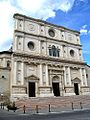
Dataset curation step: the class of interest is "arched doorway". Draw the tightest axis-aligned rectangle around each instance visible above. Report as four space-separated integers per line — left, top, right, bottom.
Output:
52 76 60 96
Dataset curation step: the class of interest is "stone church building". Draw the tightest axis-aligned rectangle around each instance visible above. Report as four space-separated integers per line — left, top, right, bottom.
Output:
0 13 90 100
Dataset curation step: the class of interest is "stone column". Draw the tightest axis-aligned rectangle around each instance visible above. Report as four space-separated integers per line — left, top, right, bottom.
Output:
39 64 43 86
21 62 24 85
46 64 49 86
68 67 71 86
83 69 87 86
79 68 83 86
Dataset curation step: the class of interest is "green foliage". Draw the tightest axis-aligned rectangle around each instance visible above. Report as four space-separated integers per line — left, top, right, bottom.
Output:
7 102 18 111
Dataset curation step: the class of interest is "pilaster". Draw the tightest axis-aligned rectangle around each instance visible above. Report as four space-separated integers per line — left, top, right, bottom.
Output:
13 61 17 84
46 64 49 86
79 68 83 86
21 62 24 85
63 67 67 86
83 69 87 86
39 64 43 86
68 67 71 86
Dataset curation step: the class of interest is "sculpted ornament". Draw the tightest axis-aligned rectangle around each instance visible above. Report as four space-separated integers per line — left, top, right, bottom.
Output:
28 24 35 31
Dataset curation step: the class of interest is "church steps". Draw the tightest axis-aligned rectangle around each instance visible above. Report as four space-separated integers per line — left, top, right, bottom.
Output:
15 95 90 110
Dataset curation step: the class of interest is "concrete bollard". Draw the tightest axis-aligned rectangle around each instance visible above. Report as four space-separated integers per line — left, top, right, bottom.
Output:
49 104 51 112
72 103 74 110
23 105 26 114
80 102 83 109
36 105 38 113
1 103 2 109
2 103 4 109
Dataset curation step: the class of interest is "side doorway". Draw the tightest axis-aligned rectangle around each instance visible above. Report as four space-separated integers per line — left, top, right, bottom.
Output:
52 82 60 96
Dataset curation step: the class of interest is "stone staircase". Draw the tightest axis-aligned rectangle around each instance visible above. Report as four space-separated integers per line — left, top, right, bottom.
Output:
15 95 90 113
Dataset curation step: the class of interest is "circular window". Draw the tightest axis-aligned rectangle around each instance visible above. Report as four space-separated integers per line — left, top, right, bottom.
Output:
70 50 74 57
28 41 34 50
48 29 55 37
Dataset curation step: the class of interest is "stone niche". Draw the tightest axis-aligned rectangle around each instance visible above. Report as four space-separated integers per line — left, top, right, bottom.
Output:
71 68 80 80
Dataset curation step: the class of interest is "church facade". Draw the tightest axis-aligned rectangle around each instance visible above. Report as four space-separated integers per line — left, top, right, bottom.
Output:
0 13 90 100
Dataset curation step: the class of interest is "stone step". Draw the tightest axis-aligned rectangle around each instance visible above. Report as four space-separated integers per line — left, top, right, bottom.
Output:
15 95 90 110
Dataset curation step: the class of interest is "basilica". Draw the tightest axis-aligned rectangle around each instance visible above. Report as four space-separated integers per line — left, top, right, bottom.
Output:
0 13 90 100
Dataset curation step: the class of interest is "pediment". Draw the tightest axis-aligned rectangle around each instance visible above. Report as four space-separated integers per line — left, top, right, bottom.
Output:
25 74 39 80
71 77 81 83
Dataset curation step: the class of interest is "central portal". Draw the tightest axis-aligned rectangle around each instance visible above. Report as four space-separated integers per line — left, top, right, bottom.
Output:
28 82 35 97
52 83 60 96
74 83 79 95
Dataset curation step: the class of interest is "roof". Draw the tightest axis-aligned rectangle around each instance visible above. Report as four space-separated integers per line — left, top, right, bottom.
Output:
0 51 12 55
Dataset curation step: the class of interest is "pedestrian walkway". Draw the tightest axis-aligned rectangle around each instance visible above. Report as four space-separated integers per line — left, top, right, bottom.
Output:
1 95 90 115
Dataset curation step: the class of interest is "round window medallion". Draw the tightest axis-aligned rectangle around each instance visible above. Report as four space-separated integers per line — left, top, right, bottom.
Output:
28 41 34 50
48 29 55 37
70 50 74 57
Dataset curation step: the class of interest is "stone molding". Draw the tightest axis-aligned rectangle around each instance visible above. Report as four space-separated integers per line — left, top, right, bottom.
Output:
13 13 80 34
12 52 85 66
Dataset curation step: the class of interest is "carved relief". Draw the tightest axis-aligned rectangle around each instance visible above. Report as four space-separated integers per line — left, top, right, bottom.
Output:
28 24 35 31
17 36 22 50
18 20 23 30
40 25 45 35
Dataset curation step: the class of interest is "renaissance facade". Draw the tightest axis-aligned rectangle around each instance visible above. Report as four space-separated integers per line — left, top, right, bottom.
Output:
0 13 90 100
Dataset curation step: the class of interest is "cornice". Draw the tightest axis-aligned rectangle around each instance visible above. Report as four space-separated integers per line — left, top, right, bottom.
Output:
13 13 80 34
12 52 85 66
0 67 11 70
0 51 13 55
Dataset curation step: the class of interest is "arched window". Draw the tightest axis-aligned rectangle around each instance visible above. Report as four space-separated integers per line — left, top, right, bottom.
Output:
7 61 10 67
49 48 52 56
49 45 60 57
52 45 57 57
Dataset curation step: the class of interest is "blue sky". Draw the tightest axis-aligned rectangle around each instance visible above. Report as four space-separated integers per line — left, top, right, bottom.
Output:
0 0 90 65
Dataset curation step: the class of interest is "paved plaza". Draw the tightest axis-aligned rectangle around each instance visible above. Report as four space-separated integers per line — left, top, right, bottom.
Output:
1 107 90 120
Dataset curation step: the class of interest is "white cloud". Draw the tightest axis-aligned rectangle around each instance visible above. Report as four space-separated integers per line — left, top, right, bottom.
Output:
83 50 90 54
82 25 87 29
80 29 88 35
16 0 75 19
0 0 79 51
88 30 90 34
80 24 90 35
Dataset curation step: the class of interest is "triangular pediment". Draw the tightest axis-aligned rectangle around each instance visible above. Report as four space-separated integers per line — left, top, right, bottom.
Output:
71 77 81 83
25 74 39 80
